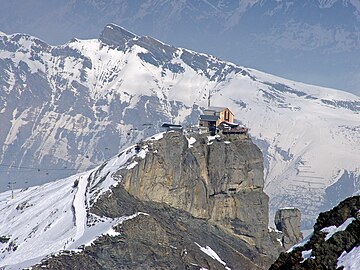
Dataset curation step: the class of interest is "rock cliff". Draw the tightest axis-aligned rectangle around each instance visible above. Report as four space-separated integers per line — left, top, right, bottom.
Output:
270 195 360 270
275 208 303 250
120 132 269 245
32 131 286 269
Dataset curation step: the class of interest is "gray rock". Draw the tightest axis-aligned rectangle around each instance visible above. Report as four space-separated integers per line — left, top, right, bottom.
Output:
119 132 279 258
274 208 303 249
99 24 135 50
34 185 270 270
270 196 360 270
32 132 283 269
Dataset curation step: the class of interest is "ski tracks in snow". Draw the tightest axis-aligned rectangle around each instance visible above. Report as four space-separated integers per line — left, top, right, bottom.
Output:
72 173 90 243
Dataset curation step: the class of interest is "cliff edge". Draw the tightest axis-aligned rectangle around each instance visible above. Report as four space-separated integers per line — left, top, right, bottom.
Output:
30 132 286 269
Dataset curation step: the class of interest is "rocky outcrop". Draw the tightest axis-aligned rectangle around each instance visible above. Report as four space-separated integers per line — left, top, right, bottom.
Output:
119 132 270 248
275 208 303 249
34 185 267 270
32 132 284 269
270 195 360 270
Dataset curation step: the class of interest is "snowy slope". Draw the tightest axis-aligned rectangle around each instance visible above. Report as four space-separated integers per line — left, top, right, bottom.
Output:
0 142 151 269
1 0 360 95
0 24 359 228
337 245 360 270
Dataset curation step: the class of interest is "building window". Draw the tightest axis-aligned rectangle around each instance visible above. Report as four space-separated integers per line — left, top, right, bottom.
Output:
225 110 229 121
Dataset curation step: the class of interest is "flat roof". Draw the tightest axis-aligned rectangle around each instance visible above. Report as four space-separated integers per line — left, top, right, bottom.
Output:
199 114 219 121
204 106 232 113
161 123 182 128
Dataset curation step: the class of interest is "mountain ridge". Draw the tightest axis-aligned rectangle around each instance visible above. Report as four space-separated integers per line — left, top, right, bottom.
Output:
0 24 359 230
1 0 360 94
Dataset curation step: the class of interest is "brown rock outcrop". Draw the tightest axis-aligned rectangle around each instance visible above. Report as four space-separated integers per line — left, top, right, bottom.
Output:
118 131 275 254
33 131 284 269
275 208 303 249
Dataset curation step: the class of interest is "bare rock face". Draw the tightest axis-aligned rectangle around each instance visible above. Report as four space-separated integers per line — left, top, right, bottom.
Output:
274 208 303 249
270 196 360 270
31 131 284 269
119 132 274 254
34 189 266 270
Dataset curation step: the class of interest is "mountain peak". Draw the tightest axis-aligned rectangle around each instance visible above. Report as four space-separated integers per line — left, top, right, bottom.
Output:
99 23 137 49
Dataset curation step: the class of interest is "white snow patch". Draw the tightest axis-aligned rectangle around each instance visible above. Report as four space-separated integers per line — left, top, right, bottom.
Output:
268 226 281 233
186 136 196 148
280 207 297 210
149 132 165 141
4 108 30 146
195 242 231 270
72 174 90 241
224 141 231 144
287 233 313 252
321 217 355 241
301 249 314 263
207 135 220 145
70 212 148 248
137 147 148 159
0 173 90 269
106 228 120 237
126 161 138 170
337 245 360 270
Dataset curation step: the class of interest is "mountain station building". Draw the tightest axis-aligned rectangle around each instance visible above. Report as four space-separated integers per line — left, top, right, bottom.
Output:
199 107 233 133
199 106 248 135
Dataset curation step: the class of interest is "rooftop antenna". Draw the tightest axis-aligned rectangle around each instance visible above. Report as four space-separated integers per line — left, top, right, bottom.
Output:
207 89 211 108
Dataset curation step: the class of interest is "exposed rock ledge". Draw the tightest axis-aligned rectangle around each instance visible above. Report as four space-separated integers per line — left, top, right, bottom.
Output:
270 196 360 270
120 132 268 245
33 132 297 269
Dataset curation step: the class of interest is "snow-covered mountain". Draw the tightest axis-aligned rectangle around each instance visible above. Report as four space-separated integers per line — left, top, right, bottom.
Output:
1 0 360 94
0 24 359 229
0 138 154 269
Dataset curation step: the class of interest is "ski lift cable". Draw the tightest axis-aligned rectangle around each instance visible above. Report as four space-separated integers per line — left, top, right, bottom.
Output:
0 163 77 171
